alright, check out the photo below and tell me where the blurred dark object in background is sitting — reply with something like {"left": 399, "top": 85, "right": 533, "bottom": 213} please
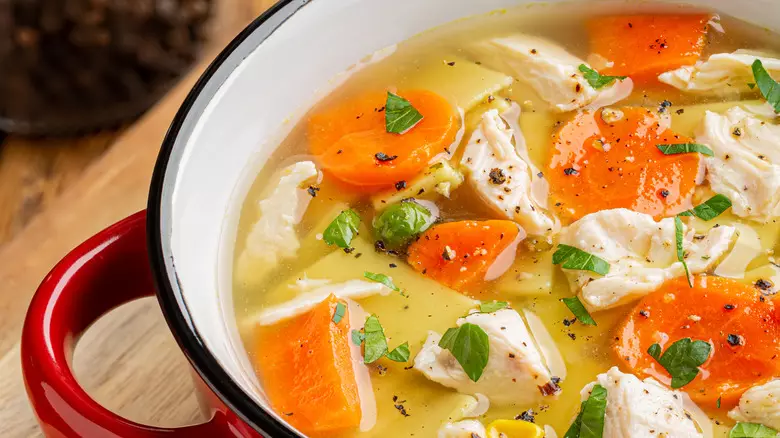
{"left": 0, "top": 0, "right": 213, "bottom": 136}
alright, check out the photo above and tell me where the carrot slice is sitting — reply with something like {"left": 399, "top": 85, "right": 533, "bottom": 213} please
{"left": 614, "top": 276, "right": 780, "bottom": 409}
{"left": 308, "top": 90, "right": 459, "bottom": 192}
{"left": 308, "top": 91, "right": 387, "bottom": 156}
{"left": 547, "top": 107, "right": 701, "bottom": 222}
{"left": 406, "top": 220, "right": 520, "bottom": 294}
{"left": 588, "top": 14, "right": 710, "bottom": 81}
{"left": 254, "top": 295, "right": 361, "bottom": 435}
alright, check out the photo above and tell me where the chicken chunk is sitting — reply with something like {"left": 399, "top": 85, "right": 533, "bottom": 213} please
{"left": 413, "top": 309, "right": 559, "bottom": 406}
{"left": 236, "top": 161, "right": 319, "bottom": 285}
{"left": 471, "top": 35, "right": 632, "bottom": 112}
{"left": 696, "top": 106, "right": 780, "bottom": 222}
{"left": 559, "top": 209, "right": 737, "bottom": 311}
{"left": 729, "top": 379, "right": 780, "bottom": 430}
{"left": 659, "top": 50, "right": 780, "bottom": 95}
{"left": 577, "top": 367, "right": 703, "bottom": 438}
{"left": 249, "top": 278, "right": 394, "bottom": 326}
{"left": 460, "top": 109, "right": 557, "bottom": 236}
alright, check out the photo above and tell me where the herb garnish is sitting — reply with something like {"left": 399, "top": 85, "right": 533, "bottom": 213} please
{"left": 647, "top": 338, "right": 712, "bottom": 388}
{"left": 564, "top": 384, "right": 608, "bottom": 438}
{"left": 323, "top": 209, "right": 361, "bottom": 248}
{"left": 656, "top": 143, "right": 714, "bottom": 156}
{"left": 752, "top": 59, "right": 780, "bottom": 113}
{"left": 578, "top": 64, "right": 627, "bottom": 89}
{"left": 385, "top": 342, "right": 411, "bottom": 362}
{"left": 678, "top": 194, "right": 733, "bottom": 221}
{"left": 373, "top": 201, "right": 432, "bottom": 248}
{"left": 479, "top": 301, "right": 509, "bottom": 313}
{"left": 363, "top": 271, "right": 400, "bottom": 292}
{"left": 674, "top": 216, "right": 693, "bottom": 288}
{"left": 385, "top": 92, "right": 424, "bottom": 134}
{"left": 438, "top": 323, "right": 490, "bottom": 382}
{"left": 332, "top": 302, "right": 346, "bottom": 324}
{"left": 357, "top": 315, "right": 409, "bottom": 363}
{"left": 729, "top": 422, "right": 779, "bottom": 437}
{"left": 362, "top": 315, "right": 388, "bottom": 363}
{"left": 553, "top": 244, "right": 610, "bottom": 276}
{"left": 351, "top": 329, "right": 365, "bottom": 346}
{"left": 563, "top": 402, "right": 585, "bottom": 438}
{"left": 562, "top": 296, "right": 597, "bottom": 326}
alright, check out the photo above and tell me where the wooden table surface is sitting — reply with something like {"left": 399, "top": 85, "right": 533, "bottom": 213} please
{"left": 0, "top": 1, "right": 273, "bottom": 435}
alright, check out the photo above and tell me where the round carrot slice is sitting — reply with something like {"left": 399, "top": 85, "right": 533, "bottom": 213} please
{"left": 308, "top": 91, "right": 387, "bottom": 156}
{"left": 587, "top": 14, "right": 710, "bottom": 82}
{"left": 547, "top": 107, "right": 702, "bottom": 223}
{"left": 613, "top": 276, "right": 780, "bottom": 409}
{"left": 308, "top": 90, "right": 459, "bottom": 192}
{"left": 407, "top": 220, "right": 521, "bottom": 294}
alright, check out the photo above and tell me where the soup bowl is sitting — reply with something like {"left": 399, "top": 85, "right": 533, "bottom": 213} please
{"left": 19, "top": 0, "right": 780, "bottom": 436}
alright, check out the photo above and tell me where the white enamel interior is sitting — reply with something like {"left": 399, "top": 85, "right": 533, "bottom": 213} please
{"left": 161, "top": 0, "right": 780, "bottom": 430}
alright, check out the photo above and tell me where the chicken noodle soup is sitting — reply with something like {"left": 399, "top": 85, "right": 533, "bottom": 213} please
{"left": 233, "top": 3, "right": 780, "bottom": 437}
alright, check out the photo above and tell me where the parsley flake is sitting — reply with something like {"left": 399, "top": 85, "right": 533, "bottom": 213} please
{"left": 364, "top": 271, "right": 400, "bottom": 292}
{"left": 562, "top": 296, "right": 597, "bottom": 326}
{"left": 752, "top": 59, "right": 780, "bottom": 113}
{"left": 479, "top": 301, "right": 509, "bottom": 313}
{"left": 553, "top": 244, "right": 610, "bottom": 276}
{"left": 564, "top": 385, "right": 608, "bottom": 438}
{"left": 674, "top": 216, "right": 693, "bottom": 288}
{"left": 729, "top": 422, "right": 779, "bottom": 437}
{"left": 362, "top": 315, "right": 388, "bottom": 363}
{"left": 657, "top": 143, "right": 714, "bottom": 156}
{"left": 385, "top": 342, "right": 411, "bottom": 362}
{"left": 563, "top": 401, "right": 585, "bottom": 438}
{"left": 678, "top": 194, "right": 733, "bottom": 221}
{"left": 647, "top": 338, "right": 712, "bottom": 388}
{"left": 385, "top": 92, "right": 424, "bottom": 134}
{"left": 351, "top": 329, "right": 365, "bottom": 346}
{"left": 357, "top": 315, "right": 409, "bottom": 364}
{"left": 438, "top": 323, "right": 490, "bottom": 382}
{"left": 323, "top": 209, "right": 361, "bottom": 248}
{"left": 332, "top": 302, "right": 346, "bottom": 324}
{"left": 578, "top": 64, "right": 627, "bottom": 89}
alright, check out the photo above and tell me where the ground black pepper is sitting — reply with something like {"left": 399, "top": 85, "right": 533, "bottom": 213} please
{"left": 375, "top": 152, "right": 398, "bottom": 162}
{"left": 489, "top": 168, "right": 507, "bottom": 184}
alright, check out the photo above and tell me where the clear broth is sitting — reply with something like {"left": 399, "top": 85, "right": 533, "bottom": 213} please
{"left": 233, "top": 3, "right": 780, "bottom": 436}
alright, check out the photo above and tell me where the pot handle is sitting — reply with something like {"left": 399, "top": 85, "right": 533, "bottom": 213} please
{"left": 21, "top": 211, "right": 226, "bottom": 437}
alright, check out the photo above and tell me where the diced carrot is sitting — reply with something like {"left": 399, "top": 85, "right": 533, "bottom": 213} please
{"left": 587, "top": 14, "right": 710, "bottom": 81}
{"left": 406, "top": 220, "right": 520, "bottom": 294}
{"left": 547, "top": 107, "right": 701, "bottom": 223}
{"left": 308, "top": 90, "right": 459, "bottom": 192}
{"left": 614, "top": 276, "right": 780, "bottom": 409}
{"left": 254, "top": 295, "right": 361, "bottom": 435}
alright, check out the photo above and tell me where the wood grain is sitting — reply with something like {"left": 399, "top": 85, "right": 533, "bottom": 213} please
{"left": 0, "top": 0, "right": 275, "bottom": 436}
{"left": 0, "top": 133, "right": 120, "bottom": 249}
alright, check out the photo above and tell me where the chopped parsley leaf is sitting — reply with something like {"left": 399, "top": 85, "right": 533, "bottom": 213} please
{"left": 553, "top": 244, "right": 610, "bottom": 276}
{"left": 578, "top": 64, "right": 627, "bottom": 89}
{"left": 385, "top": 92, "right": 424, "bottom": 134}
{"left": 647, "top": 338, "right": 712, "bottom": 388}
